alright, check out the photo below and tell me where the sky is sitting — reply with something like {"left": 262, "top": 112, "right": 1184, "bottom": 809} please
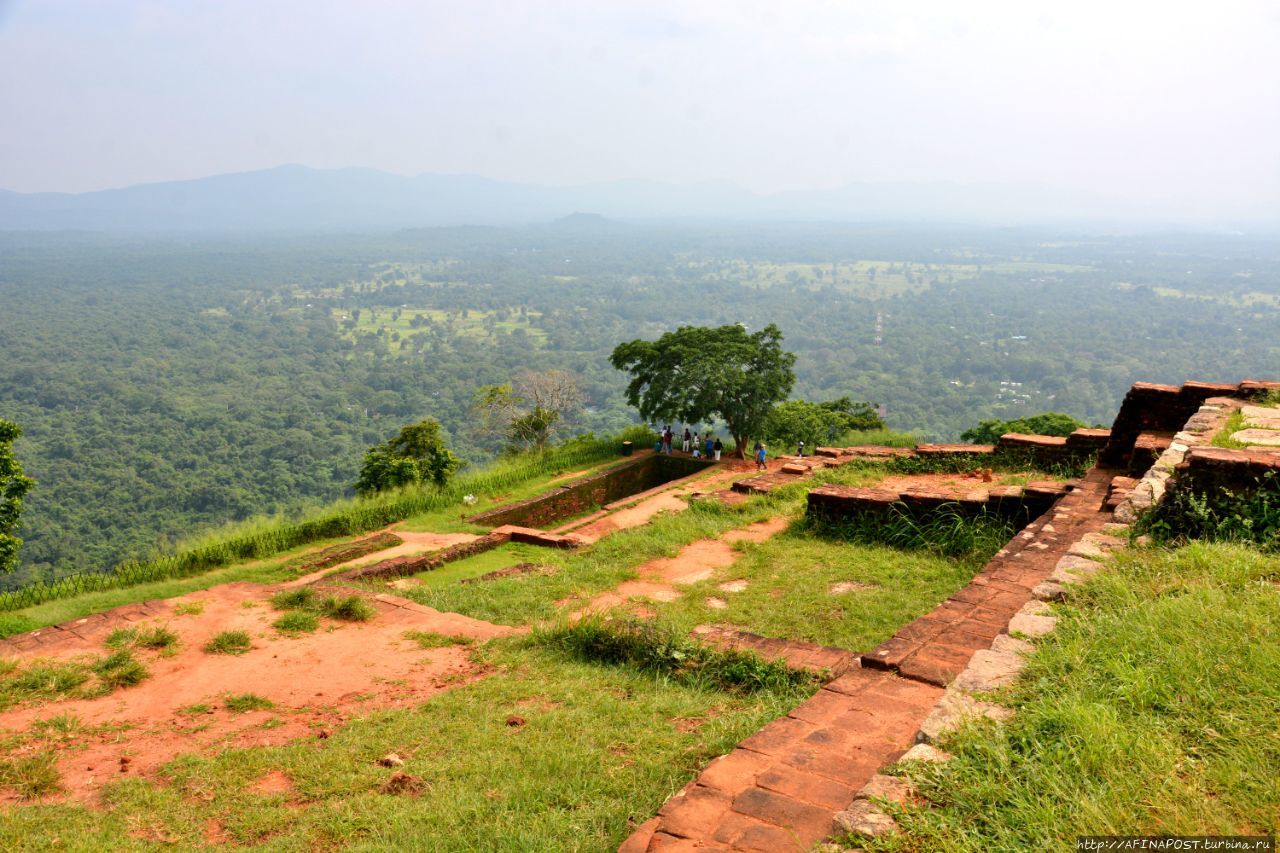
{"left": 1, "top": 0, "right": 1278, "bottom": 222}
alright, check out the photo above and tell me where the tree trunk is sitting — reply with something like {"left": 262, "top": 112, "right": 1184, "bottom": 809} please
{"left": 733, "top": 433, "right": 748, "bottom": 459}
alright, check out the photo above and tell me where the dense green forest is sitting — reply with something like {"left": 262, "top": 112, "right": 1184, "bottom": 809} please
{"left": 1, "top": 223, "right": 1278, "bottom": 587}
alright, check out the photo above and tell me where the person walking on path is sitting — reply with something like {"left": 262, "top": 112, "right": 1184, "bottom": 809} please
{"left": 797, "top": 440, "right": 805, "bottom": 457}
{"left": 755, "top": 442, "right": 767, "bottom": 472}
{"left": 713, "top": 437, "right": 723, "bottom": 461}
{"left": 682, "top": 428, "right": 692, "bottom": 452}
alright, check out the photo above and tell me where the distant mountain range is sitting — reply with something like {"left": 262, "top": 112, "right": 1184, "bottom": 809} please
{"left": 0, "top": 164, "right": 1233, "bottom": 231}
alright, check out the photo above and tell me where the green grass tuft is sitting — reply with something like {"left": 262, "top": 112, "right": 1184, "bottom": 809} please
{"left": 536, "top": 617, "right": 817, "bottom": 696}
{"left": 223, "top": 693, "right": 274, "bottom": 713}
{"left": 272, "top": 611, "right": 319, "bottom": 635}
{"left": 269, "top": 588, "right": 316, "bottom": 611}
{"left": 202, "top": 630, "right": 252, "bottom": 656}
{"left": 318, "top": 595, "right": 376, "bottom": 622}
{"left": 404, "top": 630, "right": 474, "bottom": 649}
{"left": 91, "top": 650, "right": 149, "bottom": 690}
{"left": 0, "top": 752, "right": 62, "bottom": 799}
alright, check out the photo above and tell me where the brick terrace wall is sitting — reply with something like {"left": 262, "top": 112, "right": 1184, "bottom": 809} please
{"left": 806, "top": 482, "right": 1068, "bottom": 528}
{"left": 466, "top": 454, "right": 711, "bottom": 529}
{"left": 1171, "top": 446, "right": 1280, "bottom": 496}
{"left": 996, "top": 429, "right": 1111, "bottom": 465}
{"left": 1100, "top": 379, "right": 1280, "bottom": 469}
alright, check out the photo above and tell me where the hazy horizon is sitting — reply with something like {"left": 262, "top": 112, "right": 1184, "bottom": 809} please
{"left": 2, "top": 1, "right": 1279, "bottom": 224}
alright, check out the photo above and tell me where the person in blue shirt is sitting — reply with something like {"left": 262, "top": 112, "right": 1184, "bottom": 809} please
{"left": 755, "top": 442, "right": 767, "bottom": 472}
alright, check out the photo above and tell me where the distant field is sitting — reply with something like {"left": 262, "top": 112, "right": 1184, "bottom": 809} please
{"left": 684, "top": 258, "right": 1092, "bottom": 298}
{"left": 1111, "top": 281, "right": 1280, "bottom": 308}
{"left": 333, "top": 306, "right": 546, "bottom": 353}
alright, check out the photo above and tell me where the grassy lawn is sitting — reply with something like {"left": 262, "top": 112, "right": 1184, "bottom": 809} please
{"left": 857, "top": 542, "right": 1280, "bottom": 851}
{"left": 647, "top": 526, "right": 983, "bottom": 651}
{"left": 392, "top": 498, "right": 784, "bottom": 626}
{"left": 0, "top": 639, "right": 807, "bottom": 851}
{"left": 407, "top": 543, "right": 550, "bottom": 588}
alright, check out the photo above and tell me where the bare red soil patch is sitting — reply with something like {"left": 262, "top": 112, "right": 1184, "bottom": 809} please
{"left": 0, "top": 582, "right": 514, "bottom": 803}
{"left": 568, "top": 516, "right": 789, "bottom": 618}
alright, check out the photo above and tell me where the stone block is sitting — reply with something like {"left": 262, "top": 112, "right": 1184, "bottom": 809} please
{"left": 916, "top": 689, "right": 1012, "bottom": 743}
{"left": 951, "top": 648, "right": 1027, "bottom": 692}
{"left": 857, "top": 773, "right": 916, "bottom": 806}
{"left": 832, "top": 799, "right": 899, "bottom": 839}
{"left": 1008, "top": 602, "right": 1056, "bottom": 638}
{"left": 898, "top": 743, "right": 952, "bottom": 763}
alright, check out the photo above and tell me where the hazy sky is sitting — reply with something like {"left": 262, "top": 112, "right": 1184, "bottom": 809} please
{"left": 2, "top": 1, "right": 1278, "bottom": 219}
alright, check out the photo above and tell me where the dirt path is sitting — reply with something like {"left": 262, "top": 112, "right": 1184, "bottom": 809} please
{"left": 0, "top": 582, "right": 515, "bottom": 803}
{"left": 568, "top": 516, "right": 790, "bottom": 618}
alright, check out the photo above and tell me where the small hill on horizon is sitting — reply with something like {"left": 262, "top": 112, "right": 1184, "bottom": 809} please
{"left": 1, "top": 164, "right": 1251, "bottom": 232}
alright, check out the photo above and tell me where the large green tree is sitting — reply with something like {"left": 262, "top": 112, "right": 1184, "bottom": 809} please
{"left": 961, "top": 412, "right": 1087, "bottom": 445}
{"left": 610, "top": 324, "right": 796, "bottom": 457}
{"left": 355, "top": 419, "right": 461, "bottom": 496}
{"left": 764, "top": 397, "right": 885, "bottom": 449}
{"left": 473, "top": 369, "right": 583, "bottom": 452}
{"left": 0, "top": 419, "right": 35, "bottom": 574}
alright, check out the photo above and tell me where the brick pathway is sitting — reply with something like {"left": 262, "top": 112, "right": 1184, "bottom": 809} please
{"left": 0, "top": 598, "right": 172, "bottom": 656}
{"left": 622, "top": 668, "right": 940, "bottom": 852}
{"left": 861, "top": 466, "right": 1117, "bottom": 686}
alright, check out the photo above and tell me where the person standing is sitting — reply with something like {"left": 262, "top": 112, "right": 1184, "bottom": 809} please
{"left": 713, "top": 436, "right": 723, "bottom": 461}
{"left": 755, "top": 442, "right": 767, "bottom": 472}
{"left": 682, "top": 428, "right": 692, "bottom": 452}
{"left": 797, "top": 440, "right": 805, "bottom": 457}
{"left": 705, "top": 433, "right": 714, "bottom": 457}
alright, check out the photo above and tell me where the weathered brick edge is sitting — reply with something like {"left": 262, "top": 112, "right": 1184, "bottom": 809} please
{"left": 341, "top": 525, "right": 581, "bottom": 583}
{"left": 859, "top": 465, "right": 1116, "bottom": 687}
{"left": 735, "top": 430, "right": 1109, "bottom": 496}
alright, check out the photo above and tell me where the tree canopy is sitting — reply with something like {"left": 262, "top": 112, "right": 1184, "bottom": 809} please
{"left": 610, "top": 324, "right": 796, "bottom": 456}
{"left": 764, "top": 397, "right": 885, "bottom": 449}
{"left": 0, "top": 419, "right": 35, "bottom": 574}
{"left": 354, "top": 419, "right": 461, "bottom": 495}
{"left": 960, "top": 412, "right": 1087, "bottom": 445}
{"left": 473, "top": 369, "right": 583, "bottom": 452}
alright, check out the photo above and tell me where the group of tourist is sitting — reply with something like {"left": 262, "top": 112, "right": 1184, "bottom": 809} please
{"left": 657, "top": 425, "right": 723, "bottom": 461}
{"left": 652, "top": 425, "right": 780, "bottom": 472}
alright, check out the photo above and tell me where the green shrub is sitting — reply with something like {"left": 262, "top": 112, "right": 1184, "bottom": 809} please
{"left": 203, "top": 630, "right": 252, "bottom": 655}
